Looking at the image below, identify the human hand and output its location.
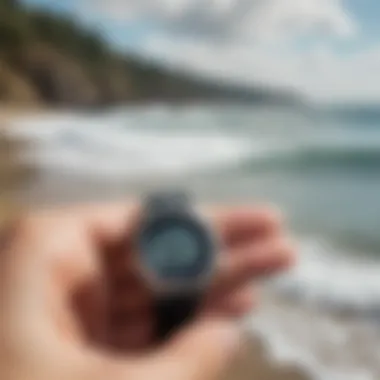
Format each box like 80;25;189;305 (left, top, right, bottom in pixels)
0;202;295;380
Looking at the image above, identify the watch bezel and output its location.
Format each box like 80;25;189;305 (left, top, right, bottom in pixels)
135;208;219;296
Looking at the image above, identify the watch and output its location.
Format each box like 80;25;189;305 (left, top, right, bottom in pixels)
136;191;218;342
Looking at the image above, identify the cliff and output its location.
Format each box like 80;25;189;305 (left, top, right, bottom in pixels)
0;0;299;108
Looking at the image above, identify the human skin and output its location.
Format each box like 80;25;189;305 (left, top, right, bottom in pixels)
0;201;295;380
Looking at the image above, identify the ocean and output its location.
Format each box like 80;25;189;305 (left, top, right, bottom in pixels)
8;104;380;380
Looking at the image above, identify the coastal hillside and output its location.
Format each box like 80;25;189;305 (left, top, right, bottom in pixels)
0;0;299;107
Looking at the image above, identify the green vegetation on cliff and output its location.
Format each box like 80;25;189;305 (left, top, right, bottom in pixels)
0;0;298;107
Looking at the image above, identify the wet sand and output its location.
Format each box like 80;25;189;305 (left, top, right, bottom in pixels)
225;337;309;380
0;105;43;126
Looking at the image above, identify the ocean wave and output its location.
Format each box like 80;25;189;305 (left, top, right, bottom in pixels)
8;114;254;179
246;235;380;380
241;141;380;173
9;111;380;179
250;296;380;380
273;236;380;319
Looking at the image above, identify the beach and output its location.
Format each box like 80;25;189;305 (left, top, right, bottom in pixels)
2;105;380;380
0;107;314;380
226;338;309;380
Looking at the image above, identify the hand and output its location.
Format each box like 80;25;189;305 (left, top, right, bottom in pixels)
0;202;295;380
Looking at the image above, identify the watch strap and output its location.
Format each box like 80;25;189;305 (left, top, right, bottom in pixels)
155;292;201;342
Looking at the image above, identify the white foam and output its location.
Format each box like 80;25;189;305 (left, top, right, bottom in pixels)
9;109;380;182
249;296;380;380
245;236;380;380
274;237;380;315
9;113;256;179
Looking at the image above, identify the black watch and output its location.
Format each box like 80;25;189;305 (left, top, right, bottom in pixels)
136;191;218;342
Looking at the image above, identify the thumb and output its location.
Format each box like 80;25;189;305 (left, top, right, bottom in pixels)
158;318;241;380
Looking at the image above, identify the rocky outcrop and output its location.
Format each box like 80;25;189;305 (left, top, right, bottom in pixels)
13;45;100;107
0;0;300;108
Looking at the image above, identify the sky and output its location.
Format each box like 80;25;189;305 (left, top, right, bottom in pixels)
23;0;380;104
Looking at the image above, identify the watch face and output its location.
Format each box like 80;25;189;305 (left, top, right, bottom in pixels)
139;216;214;282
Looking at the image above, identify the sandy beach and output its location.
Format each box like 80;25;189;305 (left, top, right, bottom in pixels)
0;105;44;124
0;110;313;380
225;337;309;380
5;105;380;380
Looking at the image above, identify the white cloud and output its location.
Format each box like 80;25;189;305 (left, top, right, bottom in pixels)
88;0;355;41
305;46;380;102
141;36;380;103
82;0;380;103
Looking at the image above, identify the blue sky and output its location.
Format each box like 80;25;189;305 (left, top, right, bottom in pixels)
22;0;380;103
